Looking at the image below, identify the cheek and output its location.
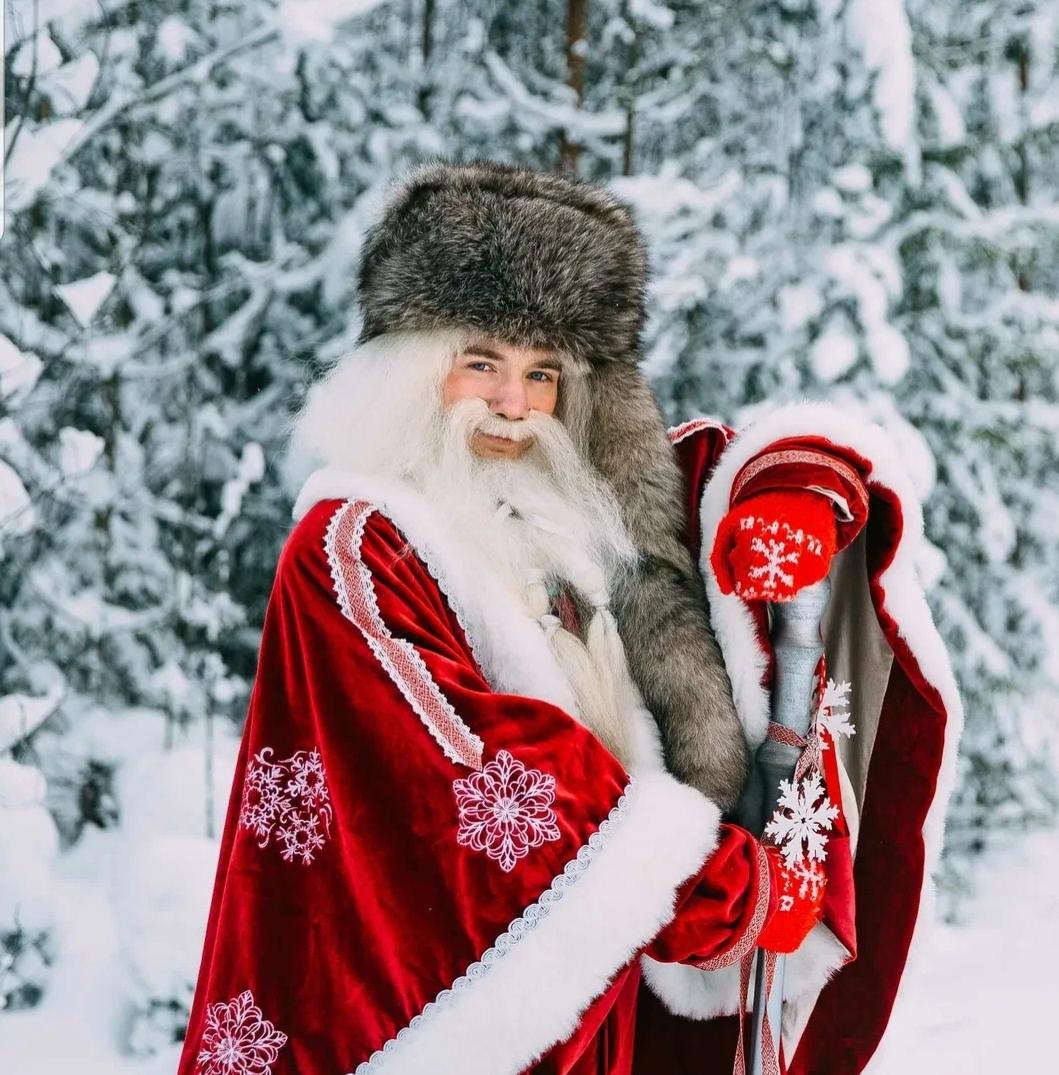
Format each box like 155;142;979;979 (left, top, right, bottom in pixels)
442;370;479;406
530;382;559;415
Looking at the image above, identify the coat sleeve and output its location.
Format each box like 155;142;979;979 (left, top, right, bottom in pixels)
644;823;775;969
178;496;769;1075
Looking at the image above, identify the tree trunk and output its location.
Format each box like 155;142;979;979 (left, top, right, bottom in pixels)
560;0;589;174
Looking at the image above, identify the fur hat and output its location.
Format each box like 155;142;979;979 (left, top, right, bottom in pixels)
356;158;647;370
355;158;749;810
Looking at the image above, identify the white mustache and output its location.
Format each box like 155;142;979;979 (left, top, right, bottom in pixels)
451;398;548;443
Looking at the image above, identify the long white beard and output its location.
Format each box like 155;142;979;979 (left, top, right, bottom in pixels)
414;397;645;767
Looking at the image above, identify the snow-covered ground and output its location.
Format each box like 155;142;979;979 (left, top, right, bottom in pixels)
873;825;1059;1073
5;823;1056;1072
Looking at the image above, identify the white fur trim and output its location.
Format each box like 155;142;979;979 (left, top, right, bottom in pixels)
645;401;964;1057
697;400;962;885
352;771;722;1074
294;468;665;775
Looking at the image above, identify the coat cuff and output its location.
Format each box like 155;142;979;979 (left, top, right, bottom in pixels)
355;771;721;1075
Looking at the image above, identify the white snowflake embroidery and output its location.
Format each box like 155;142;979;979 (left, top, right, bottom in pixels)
748;533;800;591
239;747;333;865
763;770;839;869
789;857;827;901
733;514;827;599
197;989;288;1075
454;750;561;872
816;678;855;748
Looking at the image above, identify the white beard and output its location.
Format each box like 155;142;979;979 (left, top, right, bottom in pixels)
412;398;645;766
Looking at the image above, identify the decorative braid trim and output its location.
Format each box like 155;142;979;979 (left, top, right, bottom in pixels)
667;417;732;446
323;499;485;770
691;841;772;972
350;784;635;1074
731;447;864;503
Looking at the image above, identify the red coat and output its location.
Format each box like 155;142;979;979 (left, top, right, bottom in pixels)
178;403;961;1075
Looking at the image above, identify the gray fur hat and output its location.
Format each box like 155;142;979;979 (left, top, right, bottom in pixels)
354;158;749;811
356;158;648;370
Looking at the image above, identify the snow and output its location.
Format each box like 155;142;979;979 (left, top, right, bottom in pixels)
846;0;918;162
58;426;105;477
811;321;859;382
0;336;43;402
11;31;63;77
54;272;117;328
0;458;35;541
277;0;388;48
874;827;1059;1074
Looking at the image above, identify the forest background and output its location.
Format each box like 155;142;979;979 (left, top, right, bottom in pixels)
2;0;1057;1069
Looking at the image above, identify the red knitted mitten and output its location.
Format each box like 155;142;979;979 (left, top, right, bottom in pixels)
757;843;828;954
711;489;838;602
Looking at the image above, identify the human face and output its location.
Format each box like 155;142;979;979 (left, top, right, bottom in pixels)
441;337;562;460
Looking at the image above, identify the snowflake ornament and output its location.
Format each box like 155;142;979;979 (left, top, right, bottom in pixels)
764;770;839;869
238;747;333;865
197;989;287;1075
815;677;855;748
454;750;561;872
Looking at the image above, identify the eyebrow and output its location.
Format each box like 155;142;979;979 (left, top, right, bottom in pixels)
464;344;563;372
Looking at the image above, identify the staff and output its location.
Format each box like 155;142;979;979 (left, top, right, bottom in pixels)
749;576;831;1075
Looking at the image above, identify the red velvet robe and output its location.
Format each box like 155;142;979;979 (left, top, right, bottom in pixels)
178;402;961;1075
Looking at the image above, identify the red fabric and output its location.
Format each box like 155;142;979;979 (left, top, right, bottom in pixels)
787;488;948;1075
177;496;781;1075
178;415;950;1075
730;436;870;555
711;489;838;602
633;421;953;1075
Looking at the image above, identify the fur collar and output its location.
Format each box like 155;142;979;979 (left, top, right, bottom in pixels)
293;467;665;775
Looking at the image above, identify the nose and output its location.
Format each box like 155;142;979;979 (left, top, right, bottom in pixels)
489;373;530;421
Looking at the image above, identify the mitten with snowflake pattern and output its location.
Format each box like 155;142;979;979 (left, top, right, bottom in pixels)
711;488;838;602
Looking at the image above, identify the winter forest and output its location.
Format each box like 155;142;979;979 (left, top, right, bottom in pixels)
2;0;1058;1070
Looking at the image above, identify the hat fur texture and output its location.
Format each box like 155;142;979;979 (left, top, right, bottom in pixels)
356;158;750;810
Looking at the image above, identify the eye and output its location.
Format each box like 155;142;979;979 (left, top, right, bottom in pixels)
467;360;494;372
528;370;555;383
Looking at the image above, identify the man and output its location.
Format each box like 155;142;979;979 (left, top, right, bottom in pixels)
179;161;961;1074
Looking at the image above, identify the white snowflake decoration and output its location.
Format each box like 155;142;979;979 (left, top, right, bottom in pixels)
764;770;839;869
239;746;333;865
789;857;827;901
733;515;825;599
454;749;561;872
197;989;288;1075
816;677;855;747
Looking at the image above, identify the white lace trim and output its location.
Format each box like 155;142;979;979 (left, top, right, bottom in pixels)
667;416;732;446
324;499;485;770
350;782;634;1074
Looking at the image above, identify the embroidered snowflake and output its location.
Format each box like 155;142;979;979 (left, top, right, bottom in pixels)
197;989;288;1075
816;678;855;748
454;750;561;872
764;770;839;869
276;812;327;866
285;749;331;810
238;746;333;865
238;763;286;838
747;533;800;592
788;857;827;901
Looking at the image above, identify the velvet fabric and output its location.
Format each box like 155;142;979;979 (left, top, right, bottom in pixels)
178;495;779;1075
635;418;957;1074
178;409;954;1075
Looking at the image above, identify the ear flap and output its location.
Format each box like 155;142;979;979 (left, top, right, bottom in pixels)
586;363;750;811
